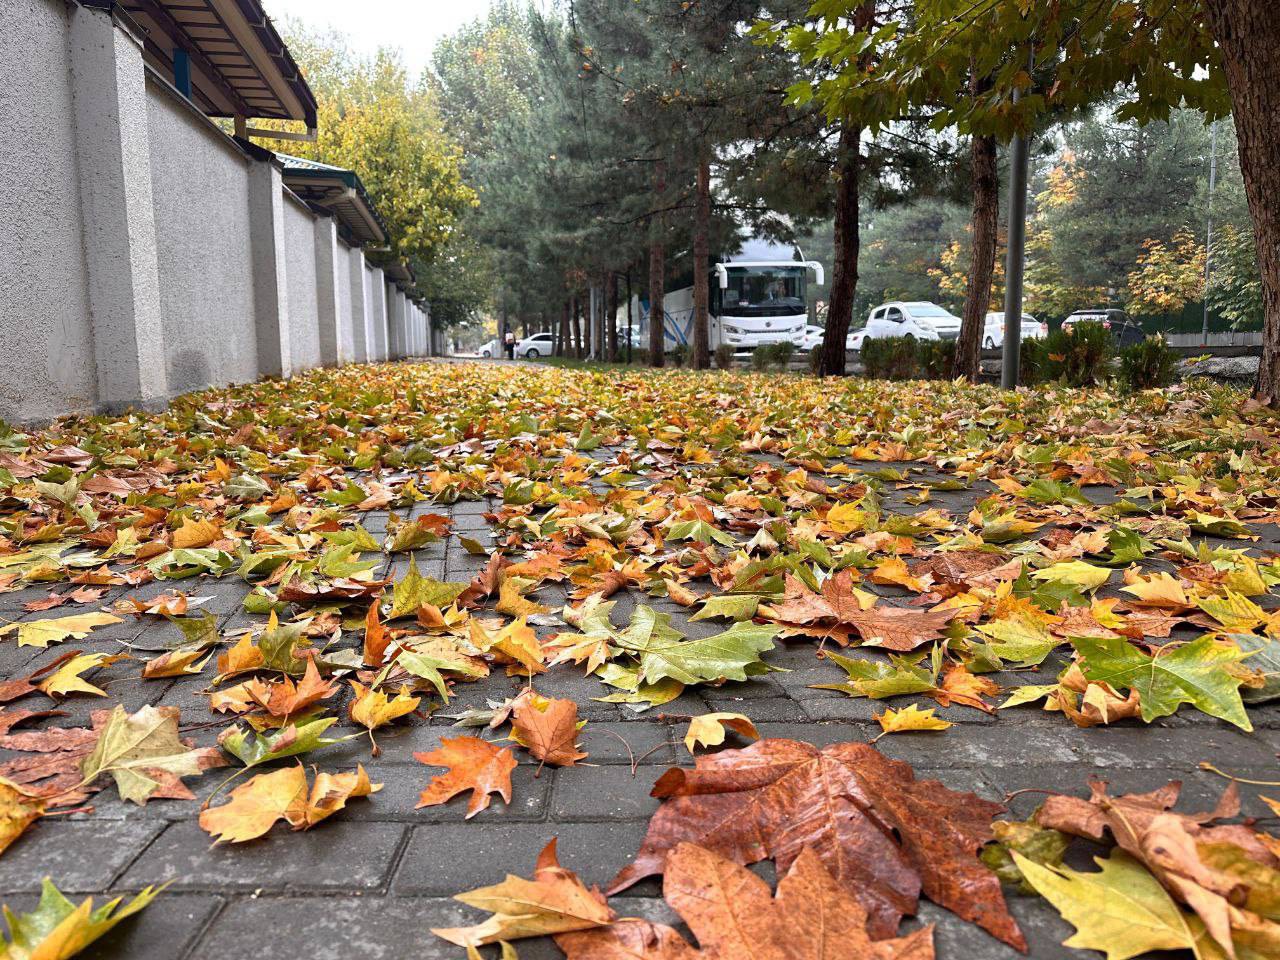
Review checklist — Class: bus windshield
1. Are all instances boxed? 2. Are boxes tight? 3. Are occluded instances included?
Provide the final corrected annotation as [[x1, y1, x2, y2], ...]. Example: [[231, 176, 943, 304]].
[[721, 266, 806, 318]]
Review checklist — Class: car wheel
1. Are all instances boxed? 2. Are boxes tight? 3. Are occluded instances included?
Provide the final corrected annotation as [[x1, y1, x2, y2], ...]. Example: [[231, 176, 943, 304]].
[[526, 348, 540, 359]]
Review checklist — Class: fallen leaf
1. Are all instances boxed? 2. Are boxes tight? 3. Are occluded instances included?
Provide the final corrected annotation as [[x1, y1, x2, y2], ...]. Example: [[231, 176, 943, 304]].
[[875, 704, 953, 736], [0, 612, 123, 649], [511, 694, 587, 767], [80, 704, 223, 804], [415, 736, 517, 818], [0, 879, 166, 958], [683, 712, 759, 753], [199, 763, 380, 842]]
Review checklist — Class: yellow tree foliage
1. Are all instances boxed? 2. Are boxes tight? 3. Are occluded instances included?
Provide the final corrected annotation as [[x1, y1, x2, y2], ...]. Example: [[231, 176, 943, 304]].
[[1125, 229, 1207, 316]]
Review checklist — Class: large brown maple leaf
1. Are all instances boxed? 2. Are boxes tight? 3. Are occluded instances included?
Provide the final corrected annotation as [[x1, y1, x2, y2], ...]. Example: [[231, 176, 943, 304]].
[[764, 573, 954, 651], [609, 738, 1025, 951], [561, 843, 935, 959]]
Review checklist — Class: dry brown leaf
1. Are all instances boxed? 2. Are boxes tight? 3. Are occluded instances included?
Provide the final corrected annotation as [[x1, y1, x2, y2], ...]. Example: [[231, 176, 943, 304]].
[[511, 693, 587, 767]]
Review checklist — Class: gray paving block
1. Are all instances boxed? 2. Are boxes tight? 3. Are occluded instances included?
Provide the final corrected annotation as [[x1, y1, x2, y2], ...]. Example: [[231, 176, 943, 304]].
[[118, 820, 406, 893], [703, 695, 808, 722], [576, 721, 673, 765], [392, 820, 652, 896], [343, 762, 550, 822], [551, 763, 664, 821], [1070, 724, 1277, 770], [0, 892, 221, 960], [0, 820, 165, 893], [874, 725, 1085, 768]]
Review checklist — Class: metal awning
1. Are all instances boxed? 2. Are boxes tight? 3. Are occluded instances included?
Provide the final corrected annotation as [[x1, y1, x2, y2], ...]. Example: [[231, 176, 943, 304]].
[[117, 0, 317, 127], [277, 154, 388, 247]]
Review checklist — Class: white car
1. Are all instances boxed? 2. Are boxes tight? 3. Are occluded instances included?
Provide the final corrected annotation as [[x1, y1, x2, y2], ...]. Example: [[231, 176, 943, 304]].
[[983, 312, 1046, 349], [800, 325, 825, 351], [477, 338, 500, 358], [515, 332, 555, 359], [862, 301, 962, 342]]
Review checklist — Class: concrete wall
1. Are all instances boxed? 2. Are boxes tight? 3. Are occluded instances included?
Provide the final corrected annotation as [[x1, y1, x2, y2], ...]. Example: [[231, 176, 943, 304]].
[[147, 76, 259, 394], [0, 0, 98, 421], [283, 191, 321, 371], [0, 3, 430, 424]]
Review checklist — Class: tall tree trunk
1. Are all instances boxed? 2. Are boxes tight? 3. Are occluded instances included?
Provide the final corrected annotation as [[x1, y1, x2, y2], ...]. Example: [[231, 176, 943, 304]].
[[821, 124, 861, 377], [1204, 0, 1280, 402], [606, 273, 618, 362], [692, 144, 712, 370], [558, 300, 570, 356], [649, 157, 667, 368], [954, 132, 998, 381]]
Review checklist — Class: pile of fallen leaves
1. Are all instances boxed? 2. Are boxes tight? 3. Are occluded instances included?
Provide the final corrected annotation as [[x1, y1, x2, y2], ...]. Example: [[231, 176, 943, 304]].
[[0, 361, 1278, 956]]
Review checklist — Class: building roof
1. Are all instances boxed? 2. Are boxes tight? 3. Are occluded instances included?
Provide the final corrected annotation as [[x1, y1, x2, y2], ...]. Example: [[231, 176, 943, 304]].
[[277, 154, 388, 247], [117, 0, 317, 126], [383, 260, 416, 287]]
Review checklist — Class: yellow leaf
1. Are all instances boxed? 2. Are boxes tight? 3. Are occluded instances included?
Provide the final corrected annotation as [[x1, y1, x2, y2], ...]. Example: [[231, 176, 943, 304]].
[[0, 611, 123, 648], [172, 516, 220, 549], [199, 764, 381, 843], [1120, 570, 1189, 608], [495, 576, 548, 618], [874, 704, 953, 735], [824, 502, 867, 534], [348, 681, 420, 731], [1032, 560, 1111, 592], [471, 617, 545, 676], [37, 652, 125, 698], [683, 711, 760, 753], [0, 778, 45, 856]]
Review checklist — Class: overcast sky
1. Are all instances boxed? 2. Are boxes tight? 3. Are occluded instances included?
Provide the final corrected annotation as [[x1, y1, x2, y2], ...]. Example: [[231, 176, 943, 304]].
[[264, 0, 495, 77]]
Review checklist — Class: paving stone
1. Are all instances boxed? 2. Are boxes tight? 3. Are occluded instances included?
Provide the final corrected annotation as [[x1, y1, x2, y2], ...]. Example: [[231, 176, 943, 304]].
[[0, 820, 164, 893], [1069, 724, 1277, 770], [118, 820, 407, 893], [0, 893, 221, 960], [392, 821, 653, 896], [576, 720, 674, 765], [342, 762, 550, 822], [703, 694, 808, 722], [551, 762, 665, 820]]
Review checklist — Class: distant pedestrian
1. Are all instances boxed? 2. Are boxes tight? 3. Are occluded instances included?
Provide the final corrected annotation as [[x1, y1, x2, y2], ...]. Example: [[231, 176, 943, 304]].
[[504, 331, 515, 359]]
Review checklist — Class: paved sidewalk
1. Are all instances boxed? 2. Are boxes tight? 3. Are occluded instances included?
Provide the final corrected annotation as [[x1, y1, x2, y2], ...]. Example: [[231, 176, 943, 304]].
[[2, 477, 1277, 960]]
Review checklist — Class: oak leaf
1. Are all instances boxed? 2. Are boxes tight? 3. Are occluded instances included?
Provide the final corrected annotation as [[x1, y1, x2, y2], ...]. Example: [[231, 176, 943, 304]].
[[610, 738, 1023, 949], [415, 736, 517, 818], [559, 843, 935, 959], [432, 838, 614, 947]]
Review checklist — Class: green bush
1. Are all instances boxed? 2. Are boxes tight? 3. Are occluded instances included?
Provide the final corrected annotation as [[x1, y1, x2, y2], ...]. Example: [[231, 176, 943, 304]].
[[631, 348, 650, 366], [860, 336, 918, 380], [1019, 338, 1045, 385], [670, 343, 689, 367], [1119, 334, 1179, 391], [1038, 321, 1113, 387], [768, 341, 795, 369], [750, 347, 770, 371], [917, 339, 956, 380], [714, 344, 736, 369]]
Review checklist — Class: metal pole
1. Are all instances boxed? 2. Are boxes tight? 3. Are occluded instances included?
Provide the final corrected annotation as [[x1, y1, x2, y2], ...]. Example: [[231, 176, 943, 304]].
[[1202, 120, 1218, 346], [1001, 83, 1030, 389]]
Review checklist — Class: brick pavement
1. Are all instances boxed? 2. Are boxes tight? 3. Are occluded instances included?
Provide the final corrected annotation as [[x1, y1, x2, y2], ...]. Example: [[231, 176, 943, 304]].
[[1, 482, 1277, 959]]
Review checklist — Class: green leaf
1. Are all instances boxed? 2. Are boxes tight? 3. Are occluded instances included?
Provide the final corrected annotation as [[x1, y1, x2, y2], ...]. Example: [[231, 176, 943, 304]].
[[80, 705, 209, 804], [1072, 634, 1253, 730], [1032, 560, 1112, 592], [219, 717, 344, 768], [690, 594, 761, 622], [981, 815, 1070, 893], [0, 878, 167, 960], [1013, 851, 1210, 960], [612, 607, 776, 685], [817, 650, 937, 699], [388, 557, 467, 619], [974, 614, 1062, 667], [667, 519, 736, 547], [1229, 634, 1280, 704]]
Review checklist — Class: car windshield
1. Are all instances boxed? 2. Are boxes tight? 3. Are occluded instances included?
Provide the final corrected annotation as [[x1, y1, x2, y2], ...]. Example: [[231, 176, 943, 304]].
[[907, 304, 954, 318], [723, 266, 806, 317]]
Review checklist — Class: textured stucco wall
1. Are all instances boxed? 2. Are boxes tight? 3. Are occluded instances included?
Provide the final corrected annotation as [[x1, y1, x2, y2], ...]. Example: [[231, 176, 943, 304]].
[[283, 192, 321, 372], [363, 265, 379, 361], [0, 0, 97, 422], [147, 78, 259, 394], [335, 239, 355, 363]]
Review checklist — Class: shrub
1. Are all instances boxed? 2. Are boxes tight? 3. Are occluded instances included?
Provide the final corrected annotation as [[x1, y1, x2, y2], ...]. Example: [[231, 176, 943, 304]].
[[860, 336, 918, 380], [769, 341, 795, 369], [631, 348, 650, 367], [750, 347, 770, 371], [1119, 334, 1179, 391], [917, 339, 956, 380], [1038, 321, 1113, 387], [714, 344, 736, 369], [670, 343, 689, 367], [1019, 337, 1045, 385]]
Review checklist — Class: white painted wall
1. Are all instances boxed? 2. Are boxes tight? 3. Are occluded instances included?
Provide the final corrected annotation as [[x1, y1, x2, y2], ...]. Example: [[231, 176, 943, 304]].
[[283, 191, 320, 371], [0, 0, 97, 422], [147, 77, 259, 394], [0, 4, 429, 423]]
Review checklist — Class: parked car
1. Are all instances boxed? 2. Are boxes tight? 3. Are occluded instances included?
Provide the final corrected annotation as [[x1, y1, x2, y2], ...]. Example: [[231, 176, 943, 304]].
[[477, 338, 500, 358], [983, 312, 1047, 349], [862, 301, 962, 343], [514, 332, 556, 358], [847, 328, 868, 352], [800, 325, 825, 351], [1061, 309, 1145, 347]]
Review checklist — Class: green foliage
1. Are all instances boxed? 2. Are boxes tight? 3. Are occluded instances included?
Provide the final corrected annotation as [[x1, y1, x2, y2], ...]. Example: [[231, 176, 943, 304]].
[[768, 341, 795, 368], [1119, 336, 1180, 392], [714, 344, 736, 369], [750, 347, 770, 371], [1035, 322, 1114, 387], [917, 339, 956, 380], [1207, 225, 1265, 331], [671, 343, 690, 368], [860, 337, 918, 380], [1019, 337, 1046, 386]]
